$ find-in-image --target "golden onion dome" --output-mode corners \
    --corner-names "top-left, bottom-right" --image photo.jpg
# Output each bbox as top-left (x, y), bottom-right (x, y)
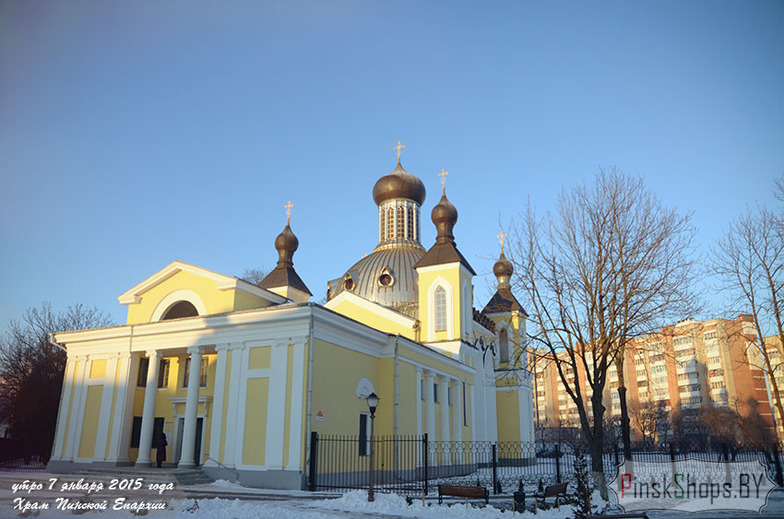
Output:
top-left (274, 223), bottom-right (299, 267)
top-left (431, 192), bottom-right (458, 244)
top-left (372, 163), bottom-right (426, 206)
top-left (493, 250), bottom-right (514, 279)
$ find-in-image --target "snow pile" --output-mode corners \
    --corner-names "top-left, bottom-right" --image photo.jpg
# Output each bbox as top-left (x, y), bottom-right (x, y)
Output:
top-left (308, 490), bottom-right (572, 518)
top-left (175, 498), bottom-right (337, 518)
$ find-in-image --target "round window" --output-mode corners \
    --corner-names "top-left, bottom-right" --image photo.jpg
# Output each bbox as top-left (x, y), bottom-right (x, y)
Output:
top-left (379, 273), bottom-right (393, 287)
top-left (343, 278), bottom-right (355, 291)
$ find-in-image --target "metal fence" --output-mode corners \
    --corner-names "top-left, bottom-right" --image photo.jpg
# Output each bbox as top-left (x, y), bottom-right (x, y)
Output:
top-left (308, 432), bottom-right (784, 496)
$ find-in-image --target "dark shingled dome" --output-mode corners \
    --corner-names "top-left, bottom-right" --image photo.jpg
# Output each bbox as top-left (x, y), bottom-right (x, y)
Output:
top-left (493, 251), bottom-right (514, 279)
top-left (372, 163), bottom-right (426, 206)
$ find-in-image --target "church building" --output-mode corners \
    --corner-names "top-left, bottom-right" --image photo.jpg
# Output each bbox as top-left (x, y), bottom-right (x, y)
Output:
top-left (47, 150), bottom-right (535, 489)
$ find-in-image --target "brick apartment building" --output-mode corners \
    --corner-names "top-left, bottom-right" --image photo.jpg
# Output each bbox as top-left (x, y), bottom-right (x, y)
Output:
top-left (532, 315), bottom-right (776, 444)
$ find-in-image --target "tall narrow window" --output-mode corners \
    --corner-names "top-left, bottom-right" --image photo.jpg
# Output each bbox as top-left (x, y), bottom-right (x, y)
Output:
top-left (435, 286), bottom-right (447, 331)
top-left (182, 357), bottom-right (208, 388)
top-left (137, 358), bottom-right (149, 387)
top-left (396, 206), bottom-right (405, 238)
top-left (499, 328), bottom-right (510, 364)
top-left (407, 206), bottom-right (414, 239)
top-left (358, 413), bottom-right (370, 456)
top-left (462, 382), bottom-right (468, 426)
top-left (157, 359), bottom-right (170, 388)
top-left (386, 207), bottom-right (394, 240)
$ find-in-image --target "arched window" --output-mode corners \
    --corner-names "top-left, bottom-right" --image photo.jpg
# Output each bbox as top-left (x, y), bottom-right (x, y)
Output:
top-left (161, 301), bottom-right (199, 320)
top-left (499, 328), bottom-right (510, 364)
top-left (435, 286), bottom-right (447, 332)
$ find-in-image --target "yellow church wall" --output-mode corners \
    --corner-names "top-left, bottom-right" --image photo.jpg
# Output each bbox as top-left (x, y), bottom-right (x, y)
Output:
top-left (496, 391), bottom-right (521, 443)
top-left (327, 299), bottom-right (415, 340)
top-left (126, 270), bottom-right (237, 324)
top-left (233, 291), bottom-right (267, 312)
top-left (78, 385), bottom-right (103, 459)
top-left (417, 267), bottom-right (472, 342)
top-left (243, 378), bottom-right (269, 465)
top-left (89, 359), bottom-right (106, 379)
top-left (400, 349), bottom-right (473, 386)
top-left (397, 362), bottom-right (418, 434)
top-left (248, 347), bottom-right (271, 369)
top-left (310, 339), bottom-right (383, 436)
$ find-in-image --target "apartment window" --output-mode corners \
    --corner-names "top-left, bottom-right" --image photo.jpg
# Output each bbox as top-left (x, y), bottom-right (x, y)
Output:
top-left (137, 358), bottom-right (149, 387)
top-left (435, 286), bottom-right (447, 332)
top-left (157, 359), bottom-right (170, 389)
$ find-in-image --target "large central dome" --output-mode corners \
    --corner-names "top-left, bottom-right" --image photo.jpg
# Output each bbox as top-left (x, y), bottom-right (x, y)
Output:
top-left (327, 160), bottom-right (427, 317)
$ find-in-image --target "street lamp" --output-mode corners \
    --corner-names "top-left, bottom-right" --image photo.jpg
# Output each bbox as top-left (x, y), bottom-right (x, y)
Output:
top-left (366, 392), bottom-right (379, 502)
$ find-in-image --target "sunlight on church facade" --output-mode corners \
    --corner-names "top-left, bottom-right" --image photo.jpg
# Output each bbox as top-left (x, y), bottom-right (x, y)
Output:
top-left (47, 149), bottom-right (534, 489)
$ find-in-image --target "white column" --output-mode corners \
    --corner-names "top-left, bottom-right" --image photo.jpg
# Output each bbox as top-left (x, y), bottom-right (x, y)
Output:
top-left (64, 355), bottom-right (89, 461)
top-left (205, 344), bottom-right (230, 467)
top-left (453, 378), bottom-right (463, 463)
top-left (107, 353), bottom-right (135, 463)
top-left (286, 338), bottom-right (307, 470)
top-left (415, 368), bottom-right (423, 437)
top-left (439, 376), bottom-right (451, 444)
top-left (424, 371), bottom-right (436, 441)
top-left (179, 346), bottom-right (203, 468)
top-left (52, 357), bottom-right (76, 461)
top-left (136, 350), bottom-right (161, 467)
top-left (93, 355), bottom-right (119, 461)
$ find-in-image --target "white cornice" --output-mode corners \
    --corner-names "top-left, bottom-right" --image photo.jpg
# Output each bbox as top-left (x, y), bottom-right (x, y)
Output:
top-left (323, 291), bottom-right (416, 328)
top-left (117, 260), bottom-right (286, 306)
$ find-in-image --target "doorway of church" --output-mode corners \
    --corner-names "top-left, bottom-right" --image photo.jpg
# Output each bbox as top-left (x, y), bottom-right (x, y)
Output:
top-left (174, 417), bottom-right (203, 466)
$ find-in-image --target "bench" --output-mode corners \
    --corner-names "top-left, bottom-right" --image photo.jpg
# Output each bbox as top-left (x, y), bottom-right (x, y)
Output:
top-left (587, 515), bottom-right (649, 519)
top-left (533, 482), bottom-right (568, 510)
top-left (437, 484), bottom-right (489, 506)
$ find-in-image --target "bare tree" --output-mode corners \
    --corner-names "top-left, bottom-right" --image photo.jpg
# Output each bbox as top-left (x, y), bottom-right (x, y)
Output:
top-left (713, 203), bottom-right (784, 441)
top-left (0, 302), bottom-right (112, 462)
top-left (240, 267), bottom-right (268, 285)
top-left (631, 401), bottom-right (665, 446)
top-left (506, 167), bottom-right (698, 495)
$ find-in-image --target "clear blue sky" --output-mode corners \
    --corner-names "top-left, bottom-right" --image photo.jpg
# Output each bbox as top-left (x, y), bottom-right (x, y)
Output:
top-left (1, 1), bottom-right (782, 330)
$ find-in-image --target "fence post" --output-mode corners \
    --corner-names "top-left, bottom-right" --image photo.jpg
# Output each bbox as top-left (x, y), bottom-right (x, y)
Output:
top-left (773, 447), bottom-right (783, 487)
top-left (614, 444), bottom-right (620, 466)
top-left (492, 443), bottom-right (499, 494)
top-left (423, 433), bottom-right (429, 496)
top-left (555, 444), bottom-right (561, 483)
top-left (669, 442), bottom-right (676, 463)
top-left (308, 431), bottom-right (318, 491)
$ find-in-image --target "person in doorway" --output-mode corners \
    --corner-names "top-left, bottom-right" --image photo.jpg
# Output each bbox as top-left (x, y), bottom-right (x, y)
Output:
top-left (156, 432), bottom-right (167, 468)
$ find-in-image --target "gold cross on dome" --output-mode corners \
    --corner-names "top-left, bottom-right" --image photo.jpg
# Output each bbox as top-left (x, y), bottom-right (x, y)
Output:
top-left (393, 141), bottom-right (406, 163)
top-left (497, 231), bottom-right (507, 251)
top-left (284, 200), bottom-right (294, 222)
top-left (439, 168), bottom-right (449, 192)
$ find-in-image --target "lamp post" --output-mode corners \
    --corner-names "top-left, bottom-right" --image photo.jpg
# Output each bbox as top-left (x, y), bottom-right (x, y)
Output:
top-left (366, 392), bottom-right (379, 502)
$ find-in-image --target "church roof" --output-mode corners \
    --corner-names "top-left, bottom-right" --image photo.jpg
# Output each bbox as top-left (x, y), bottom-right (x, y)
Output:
top-left (414, 241), bottom-right (476, 274)
top-left (483, 288), bottom-right (527, 315)
top-left (259, 266), bottom-right (312, 296)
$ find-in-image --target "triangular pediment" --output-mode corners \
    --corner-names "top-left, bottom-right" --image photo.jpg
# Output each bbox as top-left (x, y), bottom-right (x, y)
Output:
top-left (118, 260), bottom-right (286, 306)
